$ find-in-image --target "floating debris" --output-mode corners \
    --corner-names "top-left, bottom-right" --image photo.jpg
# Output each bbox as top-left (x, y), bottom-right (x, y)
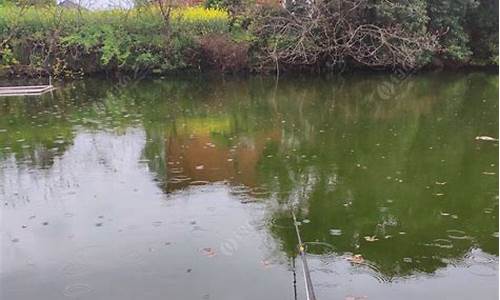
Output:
top-left (364, 236), bottom-right (378, 242)
top-left (329, 229), bottom-right (342, 236)
top-left (200, 247), bottom-right (216, 257)
top-left (482, 172), bottom-right (496, 176)
top-left (346, 254), bottom-right (364, 264)
top-left (343, 202), bottom-right (352, 207)
top-left (195, 165), bottom-right (205, 170)
top-left (261, 259), bottom-right (272, 268)
top-left (302, 219), bottom-right (311, 224)
top-left (475, 136), bottom-right (498, 142)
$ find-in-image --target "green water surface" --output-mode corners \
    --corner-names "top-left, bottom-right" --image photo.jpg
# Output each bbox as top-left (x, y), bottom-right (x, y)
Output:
top-left (1, 72), bottom-right (498, 300)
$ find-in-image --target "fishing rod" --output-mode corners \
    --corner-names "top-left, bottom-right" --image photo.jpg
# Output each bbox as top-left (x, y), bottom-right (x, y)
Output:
top-left (291, 209), bottom-right (317, 300)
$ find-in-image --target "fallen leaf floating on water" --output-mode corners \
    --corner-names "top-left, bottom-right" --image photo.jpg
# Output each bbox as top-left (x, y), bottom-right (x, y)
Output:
top-left (475, 136), bottom-right (498, 142)
top-left (346, 254), bottom-right (364, 264)
top-left (200, 247), bottom-right (216, 257)
top-left (364, 236), bottom-right (378, 242)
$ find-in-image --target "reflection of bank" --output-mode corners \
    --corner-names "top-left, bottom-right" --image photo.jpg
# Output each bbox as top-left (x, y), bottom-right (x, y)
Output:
top-left (163, 119), bottom-right (280, 193)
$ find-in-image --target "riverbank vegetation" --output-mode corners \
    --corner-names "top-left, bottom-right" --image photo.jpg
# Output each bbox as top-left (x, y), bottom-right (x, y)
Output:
top-left (0, 0), bottom-right (498, 77)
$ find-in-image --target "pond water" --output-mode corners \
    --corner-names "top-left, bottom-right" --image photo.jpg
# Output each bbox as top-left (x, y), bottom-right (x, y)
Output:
top-left (1, 72), bottom-right (498, 300)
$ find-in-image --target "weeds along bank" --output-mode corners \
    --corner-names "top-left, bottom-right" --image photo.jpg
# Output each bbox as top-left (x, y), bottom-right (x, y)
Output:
top-left (0, 6), bottom-right (237, 77)
top-left (0, 0), bottom-right (498, 78)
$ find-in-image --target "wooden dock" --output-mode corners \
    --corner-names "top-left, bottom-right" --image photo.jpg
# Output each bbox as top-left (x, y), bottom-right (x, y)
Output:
top-left (0, 84), bottom-right (55, 97)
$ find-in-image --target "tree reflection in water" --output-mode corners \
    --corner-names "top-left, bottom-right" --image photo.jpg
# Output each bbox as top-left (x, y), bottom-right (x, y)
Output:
top-left (1, 72), bottom-right (497, 282)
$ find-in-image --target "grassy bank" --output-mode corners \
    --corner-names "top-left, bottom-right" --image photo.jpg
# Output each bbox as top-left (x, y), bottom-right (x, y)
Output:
top-left (0, 0), bottom-right (498, 78)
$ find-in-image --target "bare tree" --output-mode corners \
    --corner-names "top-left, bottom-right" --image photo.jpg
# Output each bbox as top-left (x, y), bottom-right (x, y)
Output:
top-left (251, 0), bottom-right (439, 73)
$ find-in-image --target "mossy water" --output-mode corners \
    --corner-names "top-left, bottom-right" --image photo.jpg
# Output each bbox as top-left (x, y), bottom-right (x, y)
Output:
top-left (1, 72), bottom-right (498, 299)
